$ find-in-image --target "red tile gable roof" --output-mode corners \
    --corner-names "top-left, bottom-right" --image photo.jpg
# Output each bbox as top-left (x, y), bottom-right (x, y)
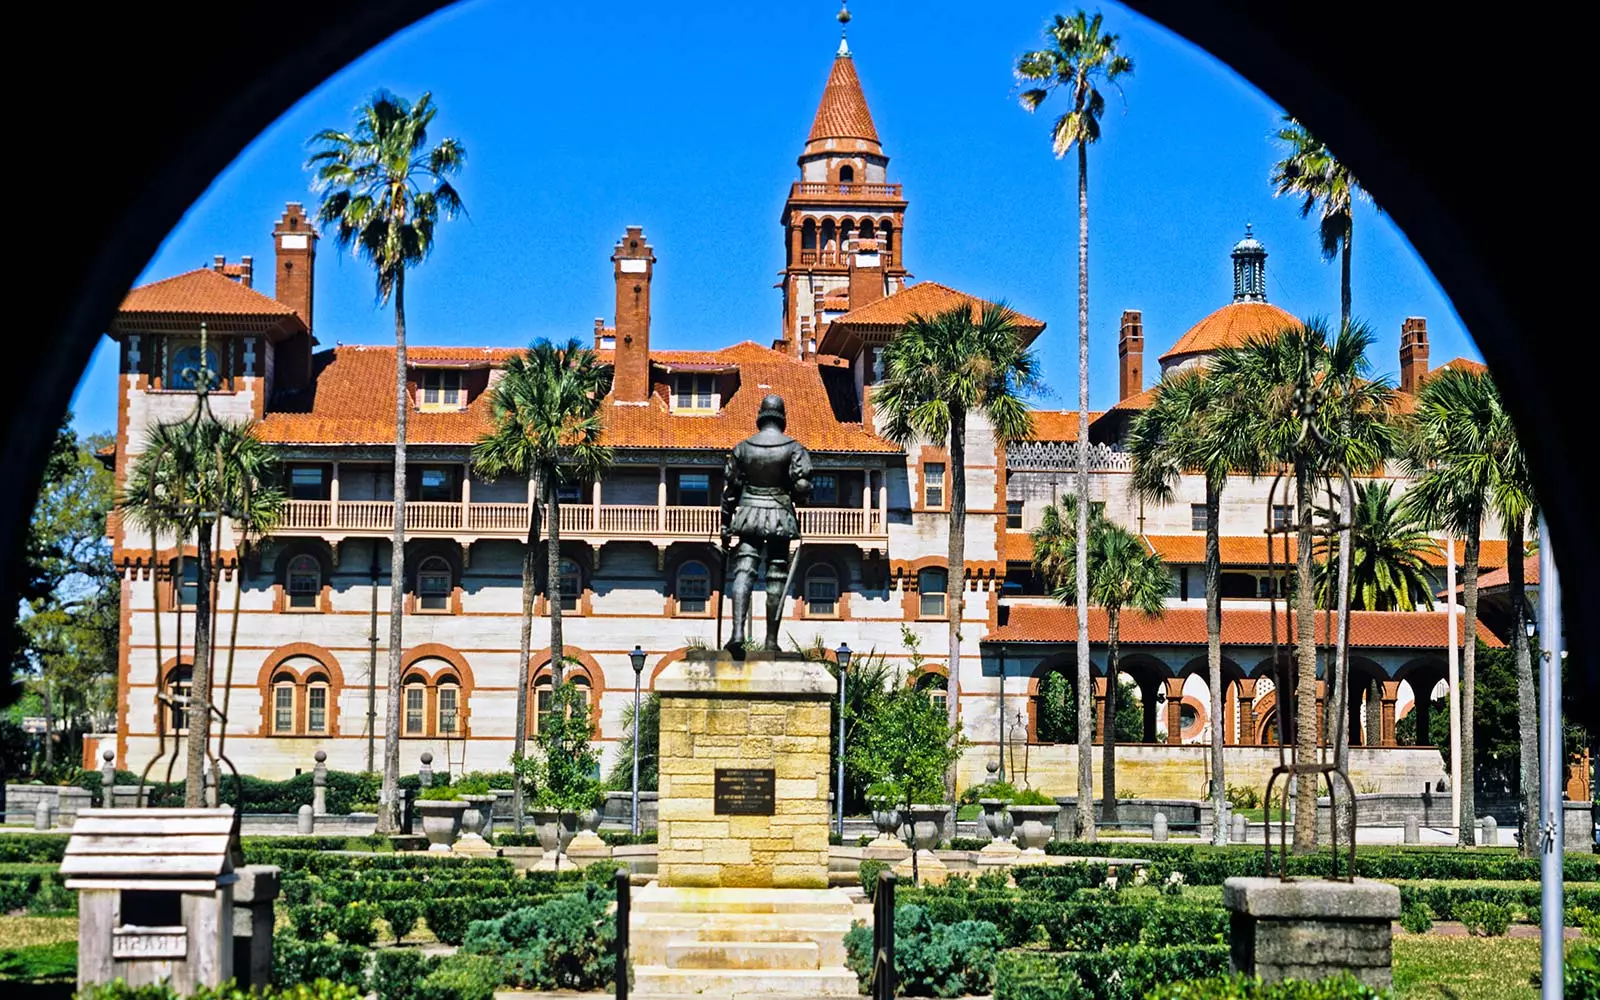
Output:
top-left (808, 54), bottom-right (880, 149)
top-left (1158, 301), bottom-right (1297, 362)
top-left (987, 603), bottom-right (1503, 649)
top-left (1440, 553), bottom-right (1536, 596)
top-left (1019, 410), bottom-right (1103, 443)
top-left (119, 268), bottom-right (304, 322)
top-left (829, 281), bottom-right (1046, 332)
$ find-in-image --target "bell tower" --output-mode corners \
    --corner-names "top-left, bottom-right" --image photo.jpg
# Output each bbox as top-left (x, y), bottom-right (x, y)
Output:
top-left (777, 3), bottom-right (908, 359)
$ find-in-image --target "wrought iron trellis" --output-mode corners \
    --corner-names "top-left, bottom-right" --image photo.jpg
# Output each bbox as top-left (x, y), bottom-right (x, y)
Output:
top-left (1260, 360), bottom-right (1358, 881)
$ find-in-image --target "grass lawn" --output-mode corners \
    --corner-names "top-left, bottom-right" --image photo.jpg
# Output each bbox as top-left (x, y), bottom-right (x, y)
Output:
top-left (0, 916), bottom-right (78, 985)
top-left (1393, 935), bottom-right (1542, 1000)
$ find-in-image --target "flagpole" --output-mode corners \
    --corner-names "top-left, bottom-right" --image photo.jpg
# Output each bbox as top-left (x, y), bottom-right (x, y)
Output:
top-left (1445, 537), bottom-right (1461, 832)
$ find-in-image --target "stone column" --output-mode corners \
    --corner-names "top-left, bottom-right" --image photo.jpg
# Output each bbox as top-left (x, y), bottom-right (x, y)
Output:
top-left (99, 749), bottom-right (116, 804)
top-left (1237, 679), bottom-right (1258, 747)
top-left (1365, 679), bottom-right (1383, 749)
top-left (1092, 677), bottom-right (1107, 745)
top-left (1379, 681), bottom-right (1400, 747)
top-left (312, 751), bottom-right (328, 816)
top-left (1415, 690), bottom-right (1432, 748)
top-left (1225, 878), bottom-right (1400, 988)
top-left (231, 865), bottom-right (280, 990)
top-left (1139, 678), bottom-right (1160, 743)
top-left (1165, 677), bottom-right (1185, 746)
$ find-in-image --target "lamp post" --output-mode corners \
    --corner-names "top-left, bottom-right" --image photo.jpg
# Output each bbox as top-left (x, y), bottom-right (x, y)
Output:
top-left (629, 645), bottom-right (646, 838)
top-left (835, 643), bottom-right (851, 839)
top-left (1533, 521), bottom-right (1563, 1000)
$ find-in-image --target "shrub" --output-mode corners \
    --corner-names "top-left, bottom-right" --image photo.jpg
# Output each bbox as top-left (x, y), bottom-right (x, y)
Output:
top-left (464, 883), bottom-right (617, 990)
top-left (1012, 788), bottom-right (1056, 806)
top-left (371, 949), bottom-right (433, 1000)
top-left (331, 901), bottom-right (381, 947)
top-left (418, 954), bottom-right (501, 1000)
top-left (271, 936), bottom-right (369, 992)
top-left (419, 785), bottom-right (463, 801)
top-left (380, 899), bottom-right (423, 942)
top-left (975, 869), bottom-right (1010, 893)
top-left (0, 940), bottom-right (77, 983)
top-left (1456, 900), bottom-right (1511, 937)
top-left (1146, 972), bottom-right (1391, 999)
top-left (0, 863), bottom-right (73, 914)
top-left (74, 980), bottom-right (366, 1000)
top-left (860, 859), bottom-right (891, 900)
top-left (1226, 785), bottom-right (1261, 811)
top-left (1399, 904), bottom-right (1433, 935)
top-left (1567, 942), bottom-right (1600, 998)
top-left (0, 835), bottom-right (69, 864)
top-left (289, 903), bottom-right (337, 942)
top-left (845, 904), bottom-right (998, 997)
top-left (995, 944), bottom-right (1230, 1000)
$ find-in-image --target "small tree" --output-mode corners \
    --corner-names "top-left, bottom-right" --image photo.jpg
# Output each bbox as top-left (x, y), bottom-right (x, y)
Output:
top-left (847, 629), bottom-right (970, 885)
top-left (528, 680), bottom-right (601, 868)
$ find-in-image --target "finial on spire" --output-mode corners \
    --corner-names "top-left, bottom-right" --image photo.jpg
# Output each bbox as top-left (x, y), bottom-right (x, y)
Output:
top-left (837, 0), bottom-right (851, 57)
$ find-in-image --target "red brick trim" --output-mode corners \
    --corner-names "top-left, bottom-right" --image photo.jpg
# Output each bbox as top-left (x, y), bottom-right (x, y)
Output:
top-left (400, 644), bottom-right (476, 738)
top-left (256, 643), bottom-right (345, 737)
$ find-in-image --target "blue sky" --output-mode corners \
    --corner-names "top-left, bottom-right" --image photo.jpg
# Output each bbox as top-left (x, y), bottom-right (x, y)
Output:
top-left (70, 0), bottom-right (1479, 436)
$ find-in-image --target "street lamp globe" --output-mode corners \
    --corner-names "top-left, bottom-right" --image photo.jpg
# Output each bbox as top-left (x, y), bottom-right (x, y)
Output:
top-left (630, 645), bottom-right (647, 674)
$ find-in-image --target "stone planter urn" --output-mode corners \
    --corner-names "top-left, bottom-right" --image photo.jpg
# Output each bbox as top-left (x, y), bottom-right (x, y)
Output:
top-left (417, 800), bottom-right (469, 852)
top-left (1010, 804), bottom-right (1061, 853)
top-left (906, 804), bottom-right (949, 850)
top-left (578, 808), bottom-right (603, 834)
top-left (979, 799), bottom-right (1015, 843)
top-left (461, 794), bottom-right (498, 839)
top-left (531, 808), bottom-right (576, 855)
top-left (870, 801), bottom-right (903, 841)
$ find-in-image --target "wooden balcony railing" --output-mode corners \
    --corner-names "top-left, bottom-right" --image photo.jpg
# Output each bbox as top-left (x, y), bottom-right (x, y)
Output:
top-left (276, 500), bottom-right (886, 542)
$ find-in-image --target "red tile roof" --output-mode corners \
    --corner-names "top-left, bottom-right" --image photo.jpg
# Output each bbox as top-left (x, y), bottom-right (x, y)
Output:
top-left (119, 269), bottom-right (304, 324)
top-left (807, 54), bottom-right (881, 151)
top-left (257, 341), bottom-right (897, 453)
top-left (1018, 410), bottom-right (1102, 443)
top-left (828, 281), bottom-right (1046, 332)
top-left (1142, 534), bottom-right (1299, 565)
top-left (986, 603), bottom-right (1503, 649)
top-left (1158, 301), bottom-right (1298, 362)
top-left (1109, 387), bottom-right (1158, 412)
top-left (1439, 553), bottom-right (1537, 596)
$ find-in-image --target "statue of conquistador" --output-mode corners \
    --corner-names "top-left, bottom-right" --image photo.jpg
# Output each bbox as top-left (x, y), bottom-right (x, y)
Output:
top-left (721, 394), bottom-right (812, 652)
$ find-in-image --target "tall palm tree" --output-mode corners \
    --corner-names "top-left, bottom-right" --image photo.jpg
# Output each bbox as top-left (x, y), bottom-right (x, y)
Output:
top-left (1271, 116), bottom-right (1367, 331)
top-left (1211, 319), bottom-right (1395, 850)
top-left (309, 91), bottom-right (464, 833)
top-left (1031, 497), bottom-right (1103, 815)
top-left (877, 302), bottom-right (1041, 796)
top-left (1018, 10), bottom-right (1132, 840)
top-left (1128, 368), bottom-right (1260, 844)
top-left (473, 338), bottom-right (612, 829)
top-left (120, 414), bottom-right (283, 805)
top-left (1403, 367), bottom-right (1532, 850)
top-left (1048, 522), bottom-right (1166, 823)
top-left (1315, 481), bottom-right (1436, 611)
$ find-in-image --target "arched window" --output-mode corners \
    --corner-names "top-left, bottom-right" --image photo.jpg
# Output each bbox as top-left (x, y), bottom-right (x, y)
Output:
top-left (558, 558), bottom-right (582, 612)
top-left (305, 673), bottom-right (330, 734)
top-left (1032, 668), bottom-right (1075, 743)
top-left (272, 671), bottom-right (297, 734)
top-left (838, 164), bottom-right (855, 184)
top-left (859, 218), bottom-right (876, 241)
top-left (534, 670), bottom-right (593, 733)
top-left (403, 673), bottom-right (428, 736)
top-left (417, 556), bottom-right (452, 611)
top-left (805, 564), bottom-right (840, 617)
top-left (802, 218), bottom-right (817, 251)
top-left (919, 568), bottom-right (948, 618)
top-left (436, 674), bottom-right (460, 736)
top-left (880, 222), bottom-right (893, 254)
top-left (287, 554), bottom-right (322, 609)
top-left (916, 671), bottom-right (948, 713)
top-left (821, 219), bottom-right (836, 250)
top-left (677, 561), bottom-right (710, 615)
top-left (165, 665), bottom-right (193, 733)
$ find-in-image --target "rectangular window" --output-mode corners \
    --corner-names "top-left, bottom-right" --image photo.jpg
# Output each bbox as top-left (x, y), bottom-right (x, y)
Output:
top-left (556, 479), bottom-right (584, 503)
top-left (811, 474), bottom-right (838, 505)
top-left (307, 687), bottom-right (327, 734)
top-left (678, 571), bottom-right (710, 615)
top-left (420, 370), bottom-right (463, 411)
top-left (175, 563), bottom-right (199, 609)
top-left (924, 463), bottom-right (946, 509)
top-left (1271, 504), bottom-right (1293, 531)
top-left (558, 561), bottom-right (581, 613)
top-left (535, 685), bottom-right (553, 733)
top-left (806, 576), bottom-right (839, 617)
top-left (288, 466), bottom-right (328, 501)
top-left (1007, 500), bottom-right (1024, 530)
top-left (676, 472), bottom-right (712, 506)
top-left (287, 567), bottom-right (320, 609)
top-left (673, 374), bottom-right (717, 412)
top-left (438, 688), bottom-right (458, 735)
top-left (165, 338), bottom-right (223, 392)
top-left (414, 467), bottom-right (456, 503)
top-left (921, 588), bottom-right (946, 618)
top-left (274, 687), bottom-right (294, 734)
top-left (405, 688), bottom-right (425, 736)
top-left (418, 570), bottom-right (452, 612)
top-left (1191, 504), bottom-right (1211, 532)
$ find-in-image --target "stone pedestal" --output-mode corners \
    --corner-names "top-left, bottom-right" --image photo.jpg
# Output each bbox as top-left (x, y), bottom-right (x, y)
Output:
top-left (1224, 877), bottom-right (1400, 988)
top-left (230, 865), bottom-right (279, 990)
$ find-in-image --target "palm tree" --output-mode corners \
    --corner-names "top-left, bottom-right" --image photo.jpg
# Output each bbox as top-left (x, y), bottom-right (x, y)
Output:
top-left (1271, 116), bottom-right (1366, 330)
top-left (120, 414), bottom-right (283, 805)
top-left (1017, 9), bottom-right (1132, 841)
top-left (1315, 481), bottom-right (1436, 611)
top-left (1128, 368), bottom-right (1261, 845)
top-left (309, 90), bottom-right (464, 833)
top-left (1210, 319), bottom-right (1395, 850)
top-left (1402, 368), bottom-right (1531, 850)
top-left (473, 338), bottom-right (611, 829)
top-left (877, 302), bottom-right (1041, 796)
top-left (1051, 522), bottom-right (1166, 823)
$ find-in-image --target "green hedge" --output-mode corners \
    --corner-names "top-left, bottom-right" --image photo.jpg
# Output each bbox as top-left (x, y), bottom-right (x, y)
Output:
top-left (0, 940), bottom-right (77, 983)
top-left (844, 905), bottom-right (1001, 997)
top-left (1147, 973), bottom-right (1391, 999)
top-left (995, 944), bottom-right (1230, 1000)
top-left (0, 835), bottom-right (70, 864)
top-left (1395, 882), bottom-right (1600, 924)
top-left (1039, 841), bottom-right (1599, 883)
top-left (77, 981), bottom-right (364, 1000)
top-left (461, 883), bottom-right (619, 990)
top-left (0, 862), bottom-right (74, 914)
top-left (272, 937), bottom-right (369, 993)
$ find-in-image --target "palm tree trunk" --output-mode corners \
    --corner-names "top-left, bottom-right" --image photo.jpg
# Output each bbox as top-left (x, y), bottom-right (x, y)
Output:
top-left (547, 477), bottom-right (565, 686)
top-left (512, 483), bottom-right (539, 833)
top-left (1292, 461), bottom-right (1318, 852)
top-left (379, 268), bottom-right (409, 835)
top-left (185, 520), bottom-right (213, 807)
top-left (1205, 479), bottom-right (1227, 845)
top-left (1459, 531), bottom-right (1480, 846)
top-left (1102, 610), bottom-right (1119, 823)
top-left (1074, 138), bottom-right (1095, 842)
top-left (945, 407), bottom-right (966, 802)
top-left (1510, 517), bottom-right (1537, 855)
top-left (1340, 225), bottom-right (1352, 333)
top-left (1331, 474), bottom-right (1355, 771)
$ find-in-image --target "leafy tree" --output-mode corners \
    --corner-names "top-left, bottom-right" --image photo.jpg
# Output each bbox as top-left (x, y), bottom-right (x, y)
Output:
top-left (119, 413), bottom-right (283, 805)
top-left (1210, 319), bottom-right (1395, 850)
top-left (875, 303), bottom-right (1040, 797)
top-left (473, 338), bottom-right (611, 828)
top-left (309, 90), bottom-right (465, 833)
top-left (1271, 116), bottom-right (1368, 331)
top-left (528, 680), bottom-right (602, 866)
top-left (605, 692), bottom-right (659, 793)
top-left (1315, 481), bottom-right (1437, 611)
top-left (1017, 9), bottom-right (1132, 841)
top-left (1401, 367), bottom-right (1522, 846)
top-left (1036, 670), bottom-right (1076, 744)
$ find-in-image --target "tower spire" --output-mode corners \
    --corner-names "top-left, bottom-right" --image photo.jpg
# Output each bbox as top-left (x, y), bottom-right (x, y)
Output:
top-left (837, 1), bottom-right (851, 57)
top-left (1231, 223), bottom-right (1268, 303)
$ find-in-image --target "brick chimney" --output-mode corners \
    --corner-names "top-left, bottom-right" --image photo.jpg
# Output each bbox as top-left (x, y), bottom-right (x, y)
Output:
top-left (846, 237), bottom-right (887, 314)
top-left (210, 254), bottom-right (253, 288)
top-left (593, 318), bottom-right (616, 351)
top-left (1399, 316), bottom-right (1429, 393)
top-left (1118, 309), bottom-right (1144, 400)
top-left (272, 203), bottom-right (317, 331)
top-left (611, 226), bottom-right (656, 403)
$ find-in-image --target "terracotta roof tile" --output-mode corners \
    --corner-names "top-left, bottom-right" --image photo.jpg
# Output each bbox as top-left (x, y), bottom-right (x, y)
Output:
top-left (828, 281), bottom-right (1046, 332)
top-left (1158, 301), bottom-right (1297, 362)
top-left (1109, 387), bottom-right (1158, 412)
top-left (257, 341), bottom-right (898, 454)
top-left (1439, 553), bottom-right (1535, 596)
top-left (807, 55), bottom-right (880, 150)
top-left (119, 268), bottom-right (303, 321)
top-left (1141, 534), bottom-right (1299, 565)
top-left (986, 603), bottom-right (1503, 649)
top-left (1018, 410), bottom-right (1102, 443)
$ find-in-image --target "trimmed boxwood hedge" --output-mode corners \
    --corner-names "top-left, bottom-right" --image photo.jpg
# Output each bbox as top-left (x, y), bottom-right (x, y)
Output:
top-left (995, 944), bottom-right (1230, 1000)
top-left (1040, 841), bottom-right (1600, 883)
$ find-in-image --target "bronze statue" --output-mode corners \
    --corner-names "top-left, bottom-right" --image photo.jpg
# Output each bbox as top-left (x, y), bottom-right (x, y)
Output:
top-left (720, 394), bottom-right (813, 652)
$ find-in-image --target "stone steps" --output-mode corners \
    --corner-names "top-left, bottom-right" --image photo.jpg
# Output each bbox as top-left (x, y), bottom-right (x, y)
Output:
top-left (632, 966), bottom-right (861, 997)
top-left (633, 886), bottom-right (854, 915)
top-left (665, 940), bottom-right (820, 970)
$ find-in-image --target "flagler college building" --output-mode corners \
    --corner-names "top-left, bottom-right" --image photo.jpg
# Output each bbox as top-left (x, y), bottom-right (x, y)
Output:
top-left (102, 36), bottom-right (1506, 798)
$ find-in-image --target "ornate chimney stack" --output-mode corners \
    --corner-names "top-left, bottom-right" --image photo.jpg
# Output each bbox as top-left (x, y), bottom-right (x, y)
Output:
top-left (1118, 310), bottom-right (1144, 400)
top-left (1399, 316), bottom-right (1430, 393)
top-left (611, 227), bottom-right (656, 404)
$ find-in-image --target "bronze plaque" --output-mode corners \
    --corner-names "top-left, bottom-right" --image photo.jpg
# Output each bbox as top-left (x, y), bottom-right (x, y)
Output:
top-left (714, 768), bottom-right (776, 816)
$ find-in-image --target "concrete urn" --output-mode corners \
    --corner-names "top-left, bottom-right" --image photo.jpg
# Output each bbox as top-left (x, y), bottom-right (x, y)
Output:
top-left (531, 808), bottom-right (576, 855)
top-left (1010, 804), bottom-right (1061, 852)
top-left (460, 795), bottom-right (497, 839)
top-left (906, 804), bottom-right (949, 850)
top-left (417, 800), bottom-right (469, 852)
top-left (870, 801), bottom-right (903, 839)
top-left (979, 799), bottom-right (1015, 843)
